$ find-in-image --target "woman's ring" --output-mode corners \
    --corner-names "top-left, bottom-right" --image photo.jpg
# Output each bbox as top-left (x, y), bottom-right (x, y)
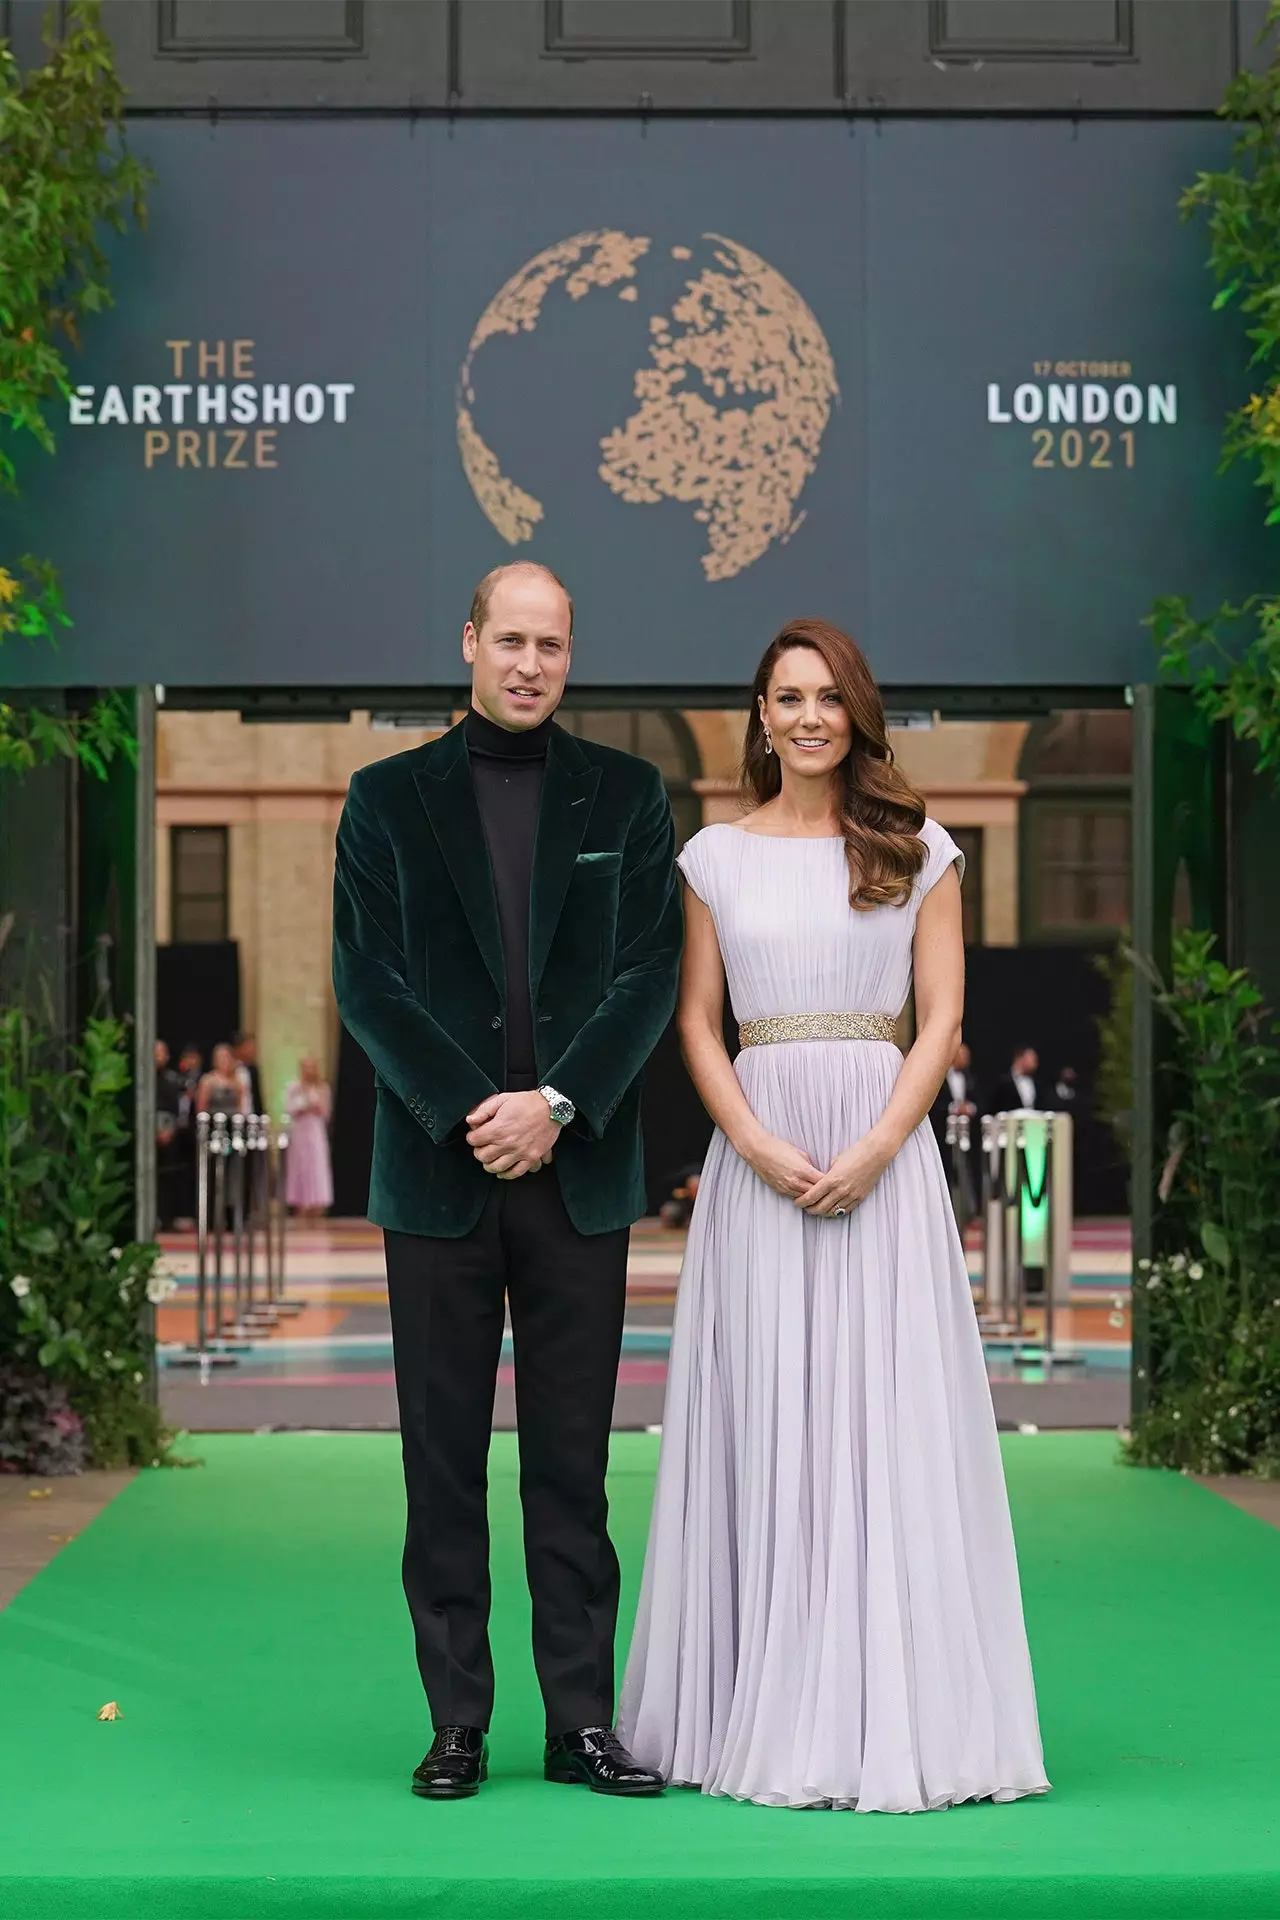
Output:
top-left (832, 1206), bottom-right (847, 1218)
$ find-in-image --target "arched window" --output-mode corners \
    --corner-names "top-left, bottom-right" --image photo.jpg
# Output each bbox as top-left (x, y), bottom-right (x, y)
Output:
top-left (1019, 711), bottom-right (1131, 944)
top-left (558, 708), bottom-right (703, 848)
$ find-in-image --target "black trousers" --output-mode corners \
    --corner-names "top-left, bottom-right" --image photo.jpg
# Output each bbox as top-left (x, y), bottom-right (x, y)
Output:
top-left (384, 1167), bottom-right (629, 1737)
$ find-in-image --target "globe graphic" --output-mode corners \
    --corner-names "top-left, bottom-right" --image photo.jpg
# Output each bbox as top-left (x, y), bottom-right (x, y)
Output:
top-left (457, 230), bottom-right (839, 583)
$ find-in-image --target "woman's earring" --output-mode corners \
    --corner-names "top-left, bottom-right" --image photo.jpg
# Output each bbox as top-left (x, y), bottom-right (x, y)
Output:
top-left (763, 725), bottom-right (773, 756)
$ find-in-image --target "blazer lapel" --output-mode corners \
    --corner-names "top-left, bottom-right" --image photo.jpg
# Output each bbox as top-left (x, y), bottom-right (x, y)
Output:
top-left (412, 723), bottom-right (506, 1001)
top-left (529, 727), bottom-right (601, 997)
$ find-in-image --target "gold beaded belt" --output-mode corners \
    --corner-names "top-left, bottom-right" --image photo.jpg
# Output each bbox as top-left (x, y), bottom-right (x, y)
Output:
top-left (738, 1012), bottom-right (899, 1049)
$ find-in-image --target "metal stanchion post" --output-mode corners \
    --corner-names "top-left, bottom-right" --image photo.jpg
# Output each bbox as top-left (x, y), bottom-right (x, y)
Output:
top-left (227, 1113), bottom-right (272, 1336)
top-left (978, 1113), bottom-right (1015, 1336)
top-left (1010, 1116), bottom-right (1027, 1344)
top-left (1041, 1138), bottom-right (1056, 1359)
top-left (208, 1114), bottom-right (252, 1353)
top-left (947, 1107), bottom-right (977, 1310)
top-left (195, 1110), bottom-right (210, 1354)
top-left (270, 1115), bottom-right (305, 1317)
top-left (224, 1114), bottom-right (247, 1332)
top-left (242, 1115), bottom-right (278, 1330)
top-left (166, 1111), bottom-right (237, 1372)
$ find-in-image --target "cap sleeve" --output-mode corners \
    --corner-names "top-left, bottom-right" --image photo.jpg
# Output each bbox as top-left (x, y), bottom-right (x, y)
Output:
top-left (918, 819), bottom-right (966, 898)
top-left (676, 828), bottom-right (714, 907)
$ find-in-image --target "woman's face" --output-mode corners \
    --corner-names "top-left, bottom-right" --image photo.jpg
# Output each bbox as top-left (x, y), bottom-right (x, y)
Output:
top-left (212, 1044), bottom-right (235, 1077)
top-left (759, 647), bottom-right (852, 784)
top-left (300, 1057), bottom-right (318, 1083)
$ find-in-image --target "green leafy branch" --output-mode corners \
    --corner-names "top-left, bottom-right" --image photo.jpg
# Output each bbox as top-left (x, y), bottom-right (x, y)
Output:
top-left (0, 0), bottom-right (150, 779)
top-left (1126, 930), bottom-right (1280, 1476)
top-left (1148, 4), bottom-right (1280, 769)
top-left (0, 1004), bottom-right (177, 1466)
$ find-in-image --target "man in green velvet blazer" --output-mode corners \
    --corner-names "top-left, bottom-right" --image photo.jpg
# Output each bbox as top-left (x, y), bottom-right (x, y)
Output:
top-left (333, 561), bottom-right (681, 1800)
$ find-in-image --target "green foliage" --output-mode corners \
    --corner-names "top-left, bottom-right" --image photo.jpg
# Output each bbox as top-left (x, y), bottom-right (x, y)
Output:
top-left (0, 1), bottom-right (149, 779)
top-left (1148, 6), bottom-right (1280, 766)
top-left (1125, 930), bottom-right (1280, 1476)
top-left (0, 1006), bottom-right (178, 1467)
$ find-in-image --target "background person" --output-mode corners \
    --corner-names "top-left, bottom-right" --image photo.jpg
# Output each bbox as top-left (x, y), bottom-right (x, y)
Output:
top-left (154, 1040), bottom-right (184, 1231)
top-left (234, 1031), bottom-right (264, 1114)
top-left (284, 1056), bottom-right (334, 1224)
top-left (177, 1043), bottom-right (203, 1121)
top-left (658, 1163), bottom-right (702, 1230)
top-left (989, 1044), bottom-right (1046, 1114)
top-left (174, 1044), bottom-right (203, 1227)
top-left (197, 1043), bottom-right (251, 1119)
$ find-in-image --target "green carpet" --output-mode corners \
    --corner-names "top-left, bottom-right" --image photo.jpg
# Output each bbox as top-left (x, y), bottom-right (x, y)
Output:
top-left (1, 1432), bottom-right (1278, 1919)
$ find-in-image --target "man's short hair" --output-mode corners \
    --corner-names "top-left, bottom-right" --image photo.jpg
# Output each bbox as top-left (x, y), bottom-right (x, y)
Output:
top-left (468, 561), bottom-right (574, 638)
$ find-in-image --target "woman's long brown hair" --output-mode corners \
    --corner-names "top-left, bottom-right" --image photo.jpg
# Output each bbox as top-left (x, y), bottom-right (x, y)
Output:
top-left (741, 618), bottom-right (927, 910)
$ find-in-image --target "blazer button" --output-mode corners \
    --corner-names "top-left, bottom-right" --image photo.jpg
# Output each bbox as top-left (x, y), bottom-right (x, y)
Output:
top-left (491, 1015), bottom-right (503, 1029)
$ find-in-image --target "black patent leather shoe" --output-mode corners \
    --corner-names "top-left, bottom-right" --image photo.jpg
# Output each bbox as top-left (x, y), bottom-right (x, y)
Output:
top-left (544, 1726), bottom-right (665, 1795)
top-left (412, 1726), bottom-right (488, 1799)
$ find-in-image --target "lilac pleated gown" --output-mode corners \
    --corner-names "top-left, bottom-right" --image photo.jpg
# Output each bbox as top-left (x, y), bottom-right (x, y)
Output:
top-left (618, 820), bottom-right (1049, 1812)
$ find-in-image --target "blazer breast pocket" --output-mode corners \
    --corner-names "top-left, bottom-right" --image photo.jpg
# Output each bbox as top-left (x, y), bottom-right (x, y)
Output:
top-left (576, 849), bottom-right (622, 870)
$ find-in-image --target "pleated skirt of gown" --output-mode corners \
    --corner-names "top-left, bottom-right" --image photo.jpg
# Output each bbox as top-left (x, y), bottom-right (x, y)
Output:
top-left (618, 1038), bottom-right (1051, 1812)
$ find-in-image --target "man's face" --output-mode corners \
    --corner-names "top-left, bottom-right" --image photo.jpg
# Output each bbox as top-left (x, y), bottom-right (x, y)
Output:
top-left (954, 1043), bottom-right (970, 1071)
top-left (1015, 1048), bottom-right (1039, 1076)
top-left (237, 1037), bottom-right (256, 1064)
top-left (462, 571), bottom-right (572, 732)
top-left (155, 1040), bottom-right (170, 1068)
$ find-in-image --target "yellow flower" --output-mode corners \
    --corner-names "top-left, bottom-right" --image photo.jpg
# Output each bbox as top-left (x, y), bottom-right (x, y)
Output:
top-left (0, 569), bottom-right (19, 605)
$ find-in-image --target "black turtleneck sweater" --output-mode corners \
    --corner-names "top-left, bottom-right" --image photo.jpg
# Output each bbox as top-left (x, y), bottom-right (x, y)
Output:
top-left (464, 704), bottom-right (553, 1089)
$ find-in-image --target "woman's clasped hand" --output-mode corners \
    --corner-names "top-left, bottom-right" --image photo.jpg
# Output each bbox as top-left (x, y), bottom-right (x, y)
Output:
top-left (743, 1130), bottom-right (892, 1218)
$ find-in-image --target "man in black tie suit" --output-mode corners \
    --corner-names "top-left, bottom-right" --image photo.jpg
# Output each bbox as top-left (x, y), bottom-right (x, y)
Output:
top-left (988, 1044), bottom-right (1046, 1116)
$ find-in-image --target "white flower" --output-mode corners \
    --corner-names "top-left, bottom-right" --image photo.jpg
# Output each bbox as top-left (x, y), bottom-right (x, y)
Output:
top-left (1229, 1405), bottom-right (1239, 1417)
top-left (145, 1273), bottom-right (178, 1304)
top-left (9, 1275), bottom-right (31, 1299)
top-left (1147, 1275), bottom-right (1161, 1290)
top-left (103, 1350), bottom-right (113, 1360)
top-left (1189, 1263), bottom-right (1204, 1280)
top-left (109, 1247), bottom-right (122, 1263)
top-left (1137, 1258), bottom-right (1152, 1271)
top-left (118, 1281), bottom-right (132, 1302)
top-left (133, 1371), bottom-right (144, 1384)
top-left (1171, 1254), bottom-right (1187, 1273)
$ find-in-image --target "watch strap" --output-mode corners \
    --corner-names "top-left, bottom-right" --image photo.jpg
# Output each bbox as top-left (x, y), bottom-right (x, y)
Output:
top-left (538, 1084), bottom-right (575, 1126)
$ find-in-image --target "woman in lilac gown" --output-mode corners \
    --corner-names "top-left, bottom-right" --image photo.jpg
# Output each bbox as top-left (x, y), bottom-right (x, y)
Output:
top-left (619, 620), bottom-right (1049, 1814)
top-left (284, 1056), bottom-right (333, 1222)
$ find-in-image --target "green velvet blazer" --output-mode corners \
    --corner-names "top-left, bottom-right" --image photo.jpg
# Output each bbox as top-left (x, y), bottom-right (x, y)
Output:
top-left (332, 719), bottom-right (683, 1238)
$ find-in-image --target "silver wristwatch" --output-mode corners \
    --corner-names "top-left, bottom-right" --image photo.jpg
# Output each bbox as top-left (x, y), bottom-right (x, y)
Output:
top-left (538, 1084), bottom-right (575, 1127)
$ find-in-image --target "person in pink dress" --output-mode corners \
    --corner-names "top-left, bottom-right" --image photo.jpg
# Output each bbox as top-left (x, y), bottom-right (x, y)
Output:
top-left (284, 1056), bottom-right (334, 1223)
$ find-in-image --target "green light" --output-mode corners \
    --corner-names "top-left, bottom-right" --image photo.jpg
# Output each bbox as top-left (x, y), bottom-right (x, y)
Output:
top-left (1019, 1116), bottom-right (1049, 1266)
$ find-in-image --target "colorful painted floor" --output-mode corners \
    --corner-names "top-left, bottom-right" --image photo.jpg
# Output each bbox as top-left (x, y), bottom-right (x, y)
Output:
top-left (2, 1432), bottom-right (1278, 1917)
top-left (157, 1218), bottom-right (1133, 1434)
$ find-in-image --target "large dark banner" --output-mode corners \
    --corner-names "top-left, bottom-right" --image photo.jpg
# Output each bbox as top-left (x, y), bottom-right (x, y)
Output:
top-left (1, 119), bottom-right (1269, 689)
